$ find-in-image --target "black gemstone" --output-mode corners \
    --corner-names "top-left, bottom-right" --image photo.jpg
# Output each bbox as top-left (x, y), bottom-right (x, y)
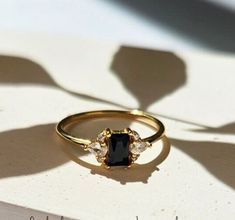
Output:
top-left (106, 133), bottom-right (130, 166)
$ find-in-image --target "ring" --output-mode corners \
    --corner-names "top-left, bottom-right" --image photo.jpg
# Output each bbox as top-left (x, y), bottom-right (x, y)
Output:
top-left (56, 110), bottom-right (165, 169)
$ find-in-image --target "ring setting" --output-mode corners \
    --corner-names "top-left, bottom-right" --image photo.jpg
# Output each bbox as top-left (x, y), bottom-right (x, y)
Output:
top-left (86, 128), bottom-right (151, 168)
top-left (56, 110), bottom-right (165, 169)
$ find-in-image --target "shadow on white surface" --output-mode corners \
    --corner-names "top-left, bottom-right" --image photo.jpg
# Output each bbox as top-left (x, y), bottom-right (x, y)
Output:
top-left (171, 138), bottom-right (235, 189)
top-left (62, 135), bottom-right (170, 185)
top-left (111, 46), bottom-right (186, 110)
top-left (0, 55), bottom-right (127, 108)
top-left (191, 122), bottom-right (235, 135)
top-left (0, 47), bottom-right (234, 188)
top-left (108, 0), bottom-right (235, 53)
top-left (0, 124), bottom-right (69, 178)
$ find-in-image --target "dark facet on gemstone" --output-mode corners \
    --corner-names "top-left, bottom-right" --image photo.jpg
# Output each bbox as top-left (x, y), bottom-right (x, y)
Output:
top-left (106, 133), bottom-right (130, 166)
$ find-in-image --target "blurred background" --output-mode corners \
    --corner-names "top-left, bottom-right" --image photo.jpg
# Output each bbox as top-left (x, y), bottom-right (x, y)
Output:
top-left (1, 0), bottom-right (235, 54)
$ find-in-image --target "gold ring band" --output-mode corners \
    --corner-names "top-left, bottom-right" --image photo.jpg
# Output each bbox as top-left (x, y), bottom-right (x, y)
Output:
top-left (56, 110), bottom-right (165, 168)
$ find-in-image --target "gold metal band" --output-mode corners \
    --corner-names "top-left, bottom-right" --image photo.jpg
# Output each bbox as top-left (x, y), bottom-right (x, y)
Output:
top-left (56, 109), bottom-right (165, 146)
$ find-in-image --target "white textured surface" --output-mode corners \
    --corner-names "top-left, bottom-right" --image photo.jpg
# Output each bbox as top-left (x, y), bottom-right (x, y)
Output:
top-left (0, 32), bottom-right (234, 220)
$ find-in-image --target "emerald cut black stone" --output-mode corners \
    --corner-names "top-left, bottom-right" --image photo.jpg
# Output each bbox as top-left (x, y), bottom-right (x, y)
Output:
top-left (106, 133), bottom-right (130, 166)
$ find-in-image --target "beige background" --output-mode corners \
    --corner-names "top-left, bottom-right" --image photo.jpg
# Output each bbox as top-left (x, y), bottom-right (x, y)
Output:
top-left (0, 32), bottom-right (234, 220)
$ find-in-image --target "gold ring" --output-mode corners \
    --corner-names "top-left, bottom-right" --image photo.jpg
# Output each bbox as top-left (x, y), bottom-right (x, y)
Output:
top-left (56, 110), bottom-right (165, 168)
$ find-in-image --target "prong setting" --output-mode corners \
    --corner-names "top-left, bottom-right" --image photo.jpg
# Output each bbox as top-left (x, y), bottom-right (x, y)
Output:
top-left (86, 128), bottom-right (150, 168)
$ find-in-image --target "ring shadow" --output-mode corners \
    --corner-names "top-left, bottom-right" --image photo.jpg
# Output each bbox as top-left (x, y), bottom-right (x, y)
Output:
top-left (61, 135), bottom-right (170, 185)
top-left (57, 117), bottom-right (170, 184)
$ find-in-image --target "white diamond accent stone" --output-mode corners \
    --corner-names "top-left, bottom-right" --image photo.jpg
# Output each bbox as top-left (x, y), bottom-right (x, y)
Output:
top-left (130, 141), bottom-right (148, 154)
top-left (88, 142), bottom-right (107, 156)
top-left (97, 132), bottom-right (106, 143)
